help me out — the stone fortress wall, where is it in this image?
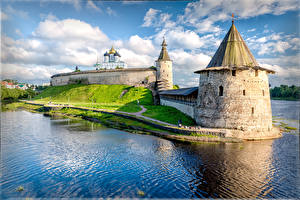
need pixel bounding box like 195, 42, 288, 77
51, 68, 157, 89
195, 68, 272, 133
160, 98, 195, 118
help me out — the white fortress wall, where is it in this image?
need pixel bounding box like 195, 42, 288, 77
160, 98, 195, 118
51, 68, 157, 87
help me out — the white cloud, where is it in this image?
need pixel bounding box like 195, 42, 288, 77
5, 5, 29, 19
33, 18, 109, 42
120, 48, 155, 67
258, 55, 300, 86
86, 0, 102, 13
247, 33, 297, 55
179, 0, 299, 33
165, 29, 204, 49
1, 63, 72, 82
248, 28, 256, 32
170, 49, 211, 72
127, 35, 156, 55
142, 8, 160, 27
2, 19, 111, 67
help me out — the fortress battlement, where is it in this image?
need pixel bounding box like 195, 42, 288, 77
51, 67, 156, 78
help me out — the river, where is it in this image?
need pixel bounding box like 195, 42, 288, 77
1, 100, 299, 198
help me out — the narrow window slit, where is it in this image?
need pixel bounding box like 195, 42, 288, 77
232, 70, 236, 76
219, 86, 223, 96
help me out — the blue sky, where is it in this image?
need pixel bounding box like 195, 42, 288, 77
1, 0, 299, 87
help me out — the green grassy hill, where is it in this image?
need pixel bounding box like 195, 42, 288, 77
34, 84, 152, 106
33, 84, 195, 126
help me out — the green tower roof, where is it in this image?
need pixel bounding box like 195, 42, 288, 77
157, 38, 171, 61
207, 23, 258, 68
195, 22, 275, 74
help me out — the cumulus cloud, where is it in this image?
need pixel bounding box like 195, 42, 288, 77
257, 54, 300, 86
1, 63, 72, 83
33, 18, 109, 42
179, 0, 299, 33
247, 33, 297, 55
127, 35, 156, 55
120, 48, 155, 67
142, 8, 160, 27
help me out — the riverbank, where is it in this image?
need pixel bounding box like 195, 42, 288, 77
23, 101, 286, 142
4, 101, 242, 143
271, 97, 300, 101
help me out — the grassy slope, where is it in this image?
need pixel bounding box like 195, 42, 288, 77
34, 84, 152, 112
33, 84, 195, 125
143, 105, 196, 126
34, 84, 153, 104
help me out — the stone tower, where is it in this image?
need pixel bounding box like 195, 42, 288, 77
194, 20, 276, 135
156, 38, 173, 91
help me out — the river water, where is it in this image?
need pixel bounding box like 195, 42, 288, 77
1, 100, 299, 198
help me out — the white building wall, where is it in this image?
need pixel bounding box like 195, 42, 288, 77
160, 99, 195, 118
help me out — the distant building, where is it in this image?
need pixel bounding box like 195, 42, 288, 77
51, 39, 173, 95
1, 81, 15, 89
96, 46, 127, 69
42, 83, 50, 86
16, 84, 28, 90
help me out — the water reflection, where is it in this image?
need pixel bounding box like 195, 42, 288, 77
1, 109, 299, 198
175, 141, 275, 198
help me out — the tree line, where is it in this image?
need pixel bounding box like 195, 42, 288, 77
1, 87, 36, 101
270, 85, 300, 100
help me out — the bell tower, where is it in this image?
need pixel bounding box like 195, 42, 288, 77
156, 38, 173, 91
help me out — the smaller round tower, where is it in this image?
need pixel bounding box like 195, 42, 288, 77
156, 38, 173, 91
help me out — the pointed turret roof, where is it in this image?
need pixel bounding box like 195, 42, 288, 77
157, 38, 171, 61
195, 21, 275, 74
207, 22, 258, 68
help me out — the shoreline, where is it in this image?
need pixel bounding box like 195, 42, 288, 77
17, 101, 284, 143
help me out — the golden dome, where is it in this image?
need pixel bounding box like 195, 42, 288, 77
109, 46, 116, 54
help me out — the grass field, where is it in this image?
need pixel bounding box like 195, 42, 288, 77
32, 84, 195, 126
34, 84, 153, 104
143, 105, 196, 126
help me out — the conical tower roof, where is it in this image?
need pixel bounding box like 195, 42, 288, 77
207, 22, 258, 68
157, 38, 171, 61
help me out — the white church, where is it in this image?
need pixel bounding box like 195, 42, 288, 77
95, 46, 127, 69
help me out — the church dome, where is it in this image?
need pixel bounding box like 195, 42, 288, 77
109, 46, 116, 54
104, 52, 109, 56
114, 51, 121, 57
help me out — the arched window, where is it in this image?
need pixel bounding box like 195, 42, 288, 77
232, 70, 236, 76
262, 90, 265, 96
251, 107, 254, 115
243, 90, 246, 96
255, 70, 258, 77
207, 71, 209, 77
219, 86, 223, 96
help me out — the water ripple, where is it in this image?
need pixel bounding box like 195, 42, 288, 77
1, 110, 299, 198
